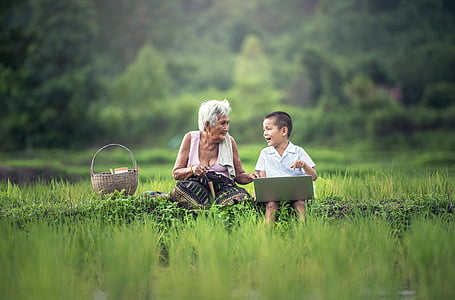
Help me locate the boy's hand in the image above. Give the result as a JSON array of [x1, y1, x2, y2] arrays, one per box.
[[290, 160, 305, 169]]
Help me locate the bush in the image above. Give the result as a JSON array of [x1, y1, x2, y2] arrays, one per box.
[[422, 82, 455, 109], [2, 192, 453, 235], [344, 74, 399, 112]]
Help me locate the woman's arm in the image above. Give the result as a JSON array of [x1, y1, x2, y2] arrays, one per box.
[[172, 133, 194, 180], [231, 137, 257, 184]]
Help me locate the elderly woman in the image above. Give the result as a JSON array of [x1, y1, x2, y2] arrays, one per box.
[[170, 99, 257, 209]]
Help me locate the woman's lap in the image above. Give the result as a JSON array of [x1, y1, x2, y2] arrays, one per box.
[[170, 174, 250, 209], [214, 186, 249, 205]]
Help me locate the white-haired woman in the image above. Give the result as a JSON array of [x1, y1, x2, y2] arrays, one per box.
[[170, 99, 257, 209]]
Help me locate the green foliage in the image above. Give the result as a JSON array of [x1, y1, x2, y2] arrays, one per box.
[[1, 188, 454, 237], [403, 218, 455, 299], [344, 74, 399, 111], [300, 0, 455, 109], [92, 43, 174, 145], [1, 0, 455, 151], [300, 48, 346, 107], [1, 166, 453, 232], [108, 43, 170, 107], [421, 81, 455, 109], [1, 0, 100, 150], [366, 108, 414, 148], [1, 191, 192, 230], [226, 35, 284, 143], [1, 179, 454, 298], [366, 105, 455, 149], [1, 157, 454, 298], [2, 214, 454, 299], [233, 35, 272, 91]]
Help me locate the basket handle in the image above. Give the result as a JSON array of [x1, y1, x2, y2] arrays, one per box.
[[90, 143, 137, 175]]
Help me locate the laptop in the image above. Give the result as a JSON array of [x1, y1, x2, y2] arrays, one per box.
[[253, 175, 314, 202]]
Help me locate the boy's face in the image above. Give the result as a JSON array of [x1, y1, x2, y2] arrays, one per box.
[[263, 117, 288, 147]]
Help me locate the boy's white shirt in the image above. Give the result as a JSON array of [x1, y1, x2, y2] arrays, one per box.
[[255, 141, 316, 177]]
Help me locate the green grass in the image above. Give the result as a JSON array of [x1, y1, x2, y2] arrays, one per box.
[[0, 146, 454, 299], [1, 214, 454, 299], [1, 144, 453, 182]]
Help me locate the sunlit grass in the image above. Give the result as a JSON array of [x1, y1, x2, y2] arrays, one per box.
[[315, 168, 452, 201], [402, 217, 455, 299], [1, 167, 452, 209], [1, 147, 454, 299], [1, 214, 454, 299]]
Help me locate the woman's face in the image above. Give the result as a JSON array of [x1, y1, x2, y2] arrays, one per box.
[[263, 117, 287, 147], [207, 114, 230, 142]]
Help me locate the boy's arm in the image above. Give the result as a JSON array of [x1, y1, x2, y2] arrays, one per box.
[[290, 160, 318, 181], [257, 170, 266, 178]]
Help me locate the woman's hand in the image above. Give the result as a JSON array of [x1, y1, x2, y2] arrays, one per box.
[[246, 172, 258, 182], [236, 172, 257, 184], [190, 164, 209, 176]]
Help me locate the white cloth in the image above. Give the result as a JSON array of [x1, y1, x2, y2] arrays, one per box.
[[219, 132, 235, 180]]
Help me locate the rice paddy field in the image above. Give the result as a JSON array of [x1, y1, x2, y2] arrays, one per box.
[[0, 145, 454, 299]]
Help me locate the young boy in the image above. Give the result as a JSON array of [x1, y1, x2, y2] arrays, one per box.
[[255, 111, 318, 224]]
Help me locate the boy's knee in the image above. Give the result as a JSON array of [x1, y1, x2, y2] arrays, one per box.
[[266, 201, 279, 210], [292, 200, 306, 211]]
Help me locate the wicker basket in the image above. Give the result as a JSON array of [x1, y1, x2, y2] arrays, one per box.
[[90, 144, 138, 196]]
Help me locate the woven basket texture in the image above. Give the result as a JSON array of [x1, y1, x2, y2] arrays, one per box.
[[90, 144, 138, 196], [91, 170, 138, 196]]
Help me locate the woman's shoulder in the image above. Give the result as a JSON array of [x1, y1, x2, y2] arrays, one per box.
[[180, 131, 197, 145], [183, 131, 201, 139]]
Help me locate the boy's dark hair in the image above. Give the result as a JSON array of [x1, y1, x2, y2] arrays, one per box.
[[264, 111, 293, 137]]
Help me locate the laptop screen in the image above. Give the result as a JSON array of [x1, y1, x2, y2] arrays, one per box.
[[253, 175, 314, 202]]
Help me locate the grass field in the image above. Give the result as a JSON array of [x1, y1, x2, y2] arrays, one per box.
[[1, 145, 454, 299]]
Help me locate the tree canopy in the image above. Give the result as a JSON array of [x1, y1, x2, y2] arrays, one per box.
[[1, 0, 454, 150]]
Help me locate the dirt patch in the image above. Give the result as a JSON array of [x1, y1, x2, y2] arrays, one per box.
[[0, 166, 83, 184]]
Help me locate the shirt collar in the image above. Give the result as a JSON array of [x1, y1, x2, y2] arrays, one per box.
[[267, 141, 296, 155]]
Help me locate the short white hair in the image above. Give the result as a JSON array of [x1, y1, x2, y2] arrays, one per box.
[[198, 99, 231, 131]]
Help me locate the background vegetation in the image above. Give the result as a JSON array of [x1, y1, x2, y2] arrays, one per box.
[[1, 165, 454, 299], [1, 0, 454, 152], [1, 2, 454, 297]]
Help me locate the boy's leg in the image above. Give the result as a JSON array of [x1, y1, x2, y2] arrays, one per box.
[[292, 200, 307, 222], [265, 201, 279, 224]]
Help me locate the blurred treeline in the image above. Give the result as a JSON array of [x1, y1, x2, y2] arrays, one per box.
[[1, 0, 454, 151]]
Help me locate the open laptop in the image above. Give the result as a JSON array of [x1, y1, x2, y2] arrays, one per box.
[[253, 175, 314, 202]]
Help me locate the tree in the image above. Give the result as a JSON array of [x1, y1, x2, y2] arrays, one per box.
[[233, 34, 273, 92], [344, 74, 398, 111], [229, 34, 280, 142], [96, 43, 171, 144], [0, 0, 33, 150], [108, 43, 170, 108], [17, 0, 99, 149], [298, 0, 455, 106]]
